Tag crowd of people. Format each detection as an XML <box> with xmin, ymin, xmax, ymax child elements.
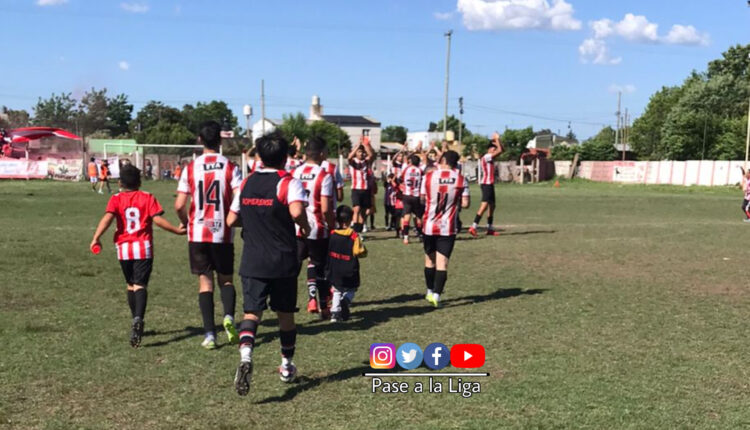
<box><xmin>90</xmin><ymin>120</ymin><xmax>503</xmax><ymax>396</ymax></box>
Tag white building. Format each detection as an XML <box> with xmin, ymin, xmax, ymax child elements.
<box><xmin>406</xmin><ymin>131</ymin><xmax>444</xmax><ymax>151</ymax></box>
<box><xmin>250</xmin><ymin>118</ymin><xmax>282</xmax><ymax>143</ymax></box>
<box><xmin>526</xmin><ymin>133</ymin><xmax>578</xmax><ymax>150</ymax></box>
<box><xmin>308</xmin><ymin>95</ymin><xmax>381</xmax><ymax>152</ymax></box>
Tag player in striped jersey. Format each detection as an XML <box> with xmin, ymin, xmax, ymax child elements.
<box><xmin>91</xmin><ymin>165</ymin><xmax>186</xmax><ymax>347</ymax></box>
<box><xmin>347</xmin><ymin>138</ymin><xmax>374</xmax><ymax>234</ymax></box>
<box><xmin>469</xmin><ymin>132</ymin><xmax>503</xmax><ymax>237</ymax></box>
<box><xmin>420</xmin><ymin>150</ymin><xmax>470</xmax><ymax>308</ymax></box>
<box><xmin>400</xmin><ymin>154</ymin><xmax>424</xmax><ymax>244</ymax></box>
<box><xmin>175</xmin><ymin>121</ymin><xmax>243</xmax><ymax>350</ymax></box>
<box><xmin>247</xmin><ymin>147</ymin><xmax>263</xmax><ymax>175</ymax></box>
<box><xmin>285</xmin><ymin>136</ymin><xmax>302</xmax><ymax>173</ymax></box>
<box><xmin>293</xmin><ymin>137</ymin><xmax>335</xmax><ymax>318</ymax></box>
<box><xmin>320</xmin><ymin>157</ymin><xmax>344</xmax><ymax>204</ymax></box>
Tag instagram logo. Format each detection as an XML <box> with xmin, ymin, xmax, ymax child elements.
<box><xmin>369</xmin><ymin>343</ymin><xmax>396</xmax><ymax>369</ymax></box>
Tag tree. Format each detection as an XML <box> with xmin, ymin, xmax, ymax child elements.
<box><xmin>278</xmin><ymin>112</ymin><xmax>310</xmax><ymax>143</ymax></box>
<box><xmin>1</xmin><ymin>107</ymin><xmax>31</xmax><ymax>128</ymax></box>
<box><xmin>77</xmin><ymin>88</ymin><xmax>109</xmax><ymax>137</ymax></box>
<box><xmin>630</xmin><ymin>86</ymin><xmax>683</xmax><ymax>160</ymax></box>
<box><xmin>139</xmin><ymin>121</ymin><xmax>195</xmax><ymax>148</ymax></box>
<box><xmin>182</xmin><ymin>100</ymin><xmax>237</xmax><ymax>134</ymax></box>
<box><xmin>382</xmin><ymin>125</ymin><xmax>408</xmax><ymax>143</ymax></box>
<box><xmin>107</xmin><ymin>94</ymin><xmax>133</xmax><ymax>138</ymax></box>
<box><xmin>309</xmin><ymin>120</ymin><xmax>351</xmax><ymax>156</ymax></box>
<box><xmin>461</xmin><ymin>134</ymin><xmax>489</xmax><ymax>158</ymax></box>
<box><xmin>32</xmin><ymin>93</ymin><xmax>77</xmax><ymax>131</ymax></box>
<box><xmin>550</xmin><ymin>145</ymin><xmax>577</xmax><ymax>161</ymax></box>
<box><xmin>131</xmin><ymin>101</ymin><xmax>185</xmax><ymax>137</ymax></box>
<box><xmin>428</xmin><ymin>115</ymin><xmax>471</xmax><ymax>140</ymax></box>
<box><xmin>500</xmin><ymin>126</ymin><xmax>535</xmax><ymax>161</ymax></box>
<box><xmin>578</xmin><ymin>126</ymin><xmax>617</xmax><ymax>161</ymax></box>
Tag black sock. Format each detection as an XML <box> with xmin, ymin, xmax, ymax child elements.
<box><xmin>488</xmin><ymin>216</ymin><xmax>494</xmax><ymax>228</ymax></box>
<box><xmin>127</xmin><ymin>290</ymin><xmax>136</xmax><ymax>318</ymax></box>
<box><xmin>238</xmin><ymin>319</ymin><xmax>258</xmax><ymax>348</ymax></box>
<box><xmin>403</xmin><ymin>225</ymin><xmax>410</xmax><ymax>237</ymax></box>
<box><xmin>198</xmin><ymin>292</ymin><xmax>215</xmax><ymax>334</ymax></box>
<box><xmin>280</xmin><ymin>328</ymin><xmax>297</xmax><ymax>360</ymax></box>
<box><xmin>317</xmin><ymin>278</ymin><xmax>329</xmax><ymax>308</ymax></box>
<box><xmin>369</xmin><ymin>213</ymin><xmax>375</xmax><ymax>228</ymax></box>
<box><xmin>353</xmin><ymin>223</ymin><xmax>362</xmax><ymax>233</ymax></box>
<box><xmin>134</xmin><ymin>289</ymin><xmax>148</xmax><ymax>320</ymax></box>
<box><xmin>424</xmin><ymin>267</ymin><xmax>436</xmax><ymax>291</ymax></box>
<box><xmin>384</xmin><ymin>212</ymin><xmax>389</xmax><ymax>226</ymax></box>
<box><xmin>473</xmin><ymin>214</ymin><xmax>482</xmax><ymax>224</ymax></box>
<box><xmin>220</xmin><ymin>284</ymin><xmax>236</xmax><ymax>318</ymax></box>
<box><xmin>415</xmin><ymin>225</ymin><xmax>422</xmax><ymax>236</ymax></box>
<box><xmin>434</xmin><ymin>270</ymin><xmax>448</xmax><ymax>294</ymax></box>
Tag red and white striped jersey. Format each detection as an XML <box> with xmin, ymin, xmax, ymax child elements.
<box><xmin>177</xmin><ymin>153</ymin><xmax>242</xmax><ymax>243</ymax></box>
<box><xmin>479</xmin><ymin>153</ymin><xmax>496</xmax><ymax>185</ymax></box>
<box><xmin>285</xmin><ymin>157</ymin><xmax>302</xmax><ymax>173</ymax></box>
<box><xmin>400</xmin><ymin>165</ymin><xmax>423</xmax><ymax>197</ymax></box>
<box><xmin>293</xmin><ymin>163</ymin><xmax>334</xmax><ymax>240</ymax></box>
<box><xmin>247</xmin><ymin>158</ymin><xmax>264</xmax><ymax>175</ymax></box>
<box><xmin>105</xmin><ymin>190</ymin><xmax>165</xmax><ymax>260</ymax></box>
<box><xmin>421</xmin><ymin>168</ymin><xmax>469</xmax><ymax>236</ymax></box>
<box><xmin>392</xmin><ymin>160</ymin><xmax>403</xmax><ymax>178</ymax></box>
<box><xmin>321</xmin><ymin>160</ymin><xmax>344</xmax><ymax>191</ymax></box>
<box><xmin>349</xmin><ymin>159</ymin><xmax>370</xmax><ymax>190</ymax></box>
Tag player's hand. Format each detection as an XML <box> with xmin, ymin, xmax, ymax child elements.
<box><xmin>298</xmin><ymin>224</ymin><xmax>310</xmax><ymax>239</ymax></box>
<box><xmin>176</xmin><ymin>223</ymin><xmax>187</xmax><ymax>235</ymax></box>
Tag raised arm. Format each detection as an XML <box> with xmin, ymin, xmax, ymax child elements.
<box><xmin>348</xmin><ymin>142</ymin><xmax>361</xmax><ymax>161</ymax></box>
<box><xmin>363</xmin><ymin>140</ymin><xmax>374</xmax><ymax>162</ymax></box>
<box><xmin>489</xmin><ymin>132</ymin><xmax>504</xmax><ymax>159</ymax></box>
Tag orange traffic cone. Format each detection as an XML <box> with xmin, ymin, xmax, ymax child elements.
<box><xmin>554</xmin><ymin>180</ymin><xmax>560</xmax><ymax>188</ymax></box>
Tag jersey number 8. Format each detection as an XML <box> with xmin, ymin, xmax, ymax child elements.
<box><xmin>125</xmin><ymin>207</ymin><xmax>141</xmax><ymax>234</ymax></box>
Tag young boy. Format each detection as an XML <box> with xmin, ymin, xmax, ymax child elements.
<box><xmin>327</xmin><ymin>205</ymin><xmax>367</xmax><ymax>322</ymax></box>
<box><xmin>90</xmin><ymin>164</ymin><xmax>186</xmax><ymax>347</ymax></box>
<box><xmin>98</xmin><ymin>160</ymin><xmax>111</xmax><ymax>194</ymax></box>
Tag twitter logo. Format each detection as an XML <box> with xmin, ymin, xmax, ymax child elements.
<box><xmin>396</xmin><ymin>343</ymin><xmax>423</xmax><ymax>370</ymax></box>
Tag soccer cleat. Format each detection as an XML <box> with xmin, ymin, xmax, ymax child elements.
<box><xmin>234</xmin><ymin>361</ymin><xmax>253</xmax><ymax>396</ymax></box>
<box><xmin>403</xmin><ymin>235</ymin><xmax>409</xmax><ymax>245</ymax></box>
<box><xmin>223</xmin><ymin>316</ymin><xmax>239</xmax><ymax>345</ymax></box>
<box><xmin>130</xmin><ymin>317</ymin><xmax>144</xmax><ymax>348</ymax></box>
<box><xmin>427</xmin><ymin>294</ymin><xmax>440</xmax><ymax>308</ymax></box>
<box><xmin>201</xmin><ymin>336</ymin><xmax>217</xmax><ymax>350</ymax></box>
<box><xmin>330</xmin><ymin>312</ymin><xmax>342</xmax><ymax>322</ymax></box>
<box><xmin>744</xmin><ymin>219</ymin><xmax>750</xmax><ymax>223</ymax></box>
<box><xmin>425</xmin><ymin>292</ymin><xmax>432</xmax><ymax>302</ymax></box>
<box><xmin>362</xmin><ymin>224</ymin><xmax>369</xmax><ymax>233</ymax></box>
<box><xmin>320</xmin><ymin>308</ymin><xmax>331</xmax><ymax>321</ymax></box>
<box><xmin>486</xmin><ymin>230</ymin><xmax>500</xmax><ymax>236</ymax></box>
<box><xmin>468</xmin><ymin>227</ymin><xmax>478</xmax><ymax>237</ymax></box>
<box><xmin>307</xmin><ymin>298</ymin><xmax>319</xmax><ymax>313</ymax></box>
<box><xmin>279</xmin><ymin>362</ymin><xmax>297</xmax><ymax>383</ymax></box>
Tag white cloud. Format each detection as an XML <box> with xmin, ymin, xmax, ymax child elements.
<box><xmin>118</xmin><ymin>61</ymin><xmax>130</xmax><ymax>71</ymax></box>
<box><xmin>121</xmin><ymin>2</ymin><xmax>149</xmax><ymax>13</ymax></box>
<box><xmin>434</xmin><ymin>11</ymin><xmax>453</xmax><ymax>21</ymax></box>
<box><xmin>579</xmin><ymin>38</ymin><xmax>621</xmax><ymax>65</ymax></box>
<box><xmin>664</xmin><ymin>24</ymin><xmax>709</xmax><ymax>46</ymax></box>
<box><xmin>36</xmin><ymin>0</ymin><xmax>68</xmax><ymax>6</ymax></box>
<box><xmin>456</xmin><ymin>0</ymin><xmax>581</xmax><ymax>31</ymax></box>
<box><xmin>608</xmin><ymin>84</ymin><xmax>636</xmax><ymax>94</ymax></box>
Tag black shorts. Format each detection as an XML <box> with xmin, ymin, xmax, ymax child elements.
<box><xmin>188</xmin><ymin>242</ymin><xmax>234</xmax><ymax>276</ymax></box>
<box><xmin>297</xmin><ymin>237</ymin><xmax>329</xmax><ymax>267</ymax></box>
<box><xmin>351</xmin><ymin>189</ymin><xmax>372</xmax><ymax>209</ymax></box>
<box><xmin>241</xmin><ymin>276</ymin><xmax>298</xmax><ymax>313</ymax></box>
<box><xmin>402</xmin><ymin>196</ymin><xmax>424</xmax><ymax>217</ymax></box>
<box><xmin>480</xmin><ymin>184</ymin><xmax>496</xmax><ymax>204</ymax></box>
<box><xmin>120</xmin><ymin>259</ymin><xmax>153</xmax><ymax>287</ymax></box>
<box><xmin>423</xmin><ymin>235</ymin><xmax>456</xmax><ymax>258</ymax></box>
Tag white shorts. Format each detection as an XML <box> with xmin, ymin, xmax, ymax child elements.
<box><xmin>90</xmin><ymin>177</ymin><xmax>98</xmax><ymax>184</ymax></box>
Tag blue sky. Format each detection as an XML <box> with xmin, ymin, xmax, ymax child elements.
<box><xmin>1</xmin><ymin>0</ymin><xmax>748</xmax><ymax>138</ymax></box>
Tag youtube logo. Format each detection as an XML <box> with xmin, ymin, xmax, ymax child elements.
<box><xmin>450</xmin><ymin>344</ymin><xmax>485</xmax><ymax>368</ymax></box>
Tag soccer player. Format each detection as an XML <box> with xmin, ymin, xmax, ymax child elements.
<box><xmin>285</xmin><ymin>136</ymin><xmax>302</xmax><ymax>173</ymax></box>
<box><xmin>366</xmin><ymin>167</ymin><xmax>378</xmax><ymax>231</ymax></box>
<box><xmin>292</xmin><ymin>137</ymin><xmax>335</xmax><ymax>317</ymax></box>
<box><xmin>400</xmin><ymin>154</ymin><xmax>424</xmax><ymax>244</ymax></box>
<box><xmin>174</xmin><ymin>121</ymin><xmax>242</xmax><ymax>350</ymax></box>
<box><xmin>227</xmin><ymin>130</ymin><xmax>310</xmax><ymax>395</ymax></box>
<box><xmin>742</xmin><ymin>168</ymin><xmax>750</xmax><ymax>222</ymax></box>
<box><xmin>391</xmin><ymin>151</ymin><xmax>405</xmax><ymax>178</ymax></box>
<box><xmin>88</xmin><ymin>157</ymin><xmax>99</xmax><ymax>192</ymax></box>
<box><xmin>469</xmin><ymin>133</ymin><xmax>503</xmax><ymax>237</ymax></box>
<box><xmin>90</xmin><ymin>164</ymin><xmax>186</xmax><ymax>347</ymax></box>
<box><xmin>321</xmin><ymin>154</ymin><xmax>344</xmax><ymax>204</ymax></box>
<box><xmin>421</xmin><ymin>150</ymin><xmax>470</xmax><ymax>308</ymax></box>
<box><xmin>97</xmin><ymin>160</ymin><xmax>112</xmax><ymax>194</ymax></box>
<box><xmin>347</xmin><ymin>138</ymin><xmax>374</xmax><ymax>234</ymax></box>
<box><xmin>247</xmin><ymin>147</ymin><xmax>263</xmax><ymax>175</ymax></box>
<box><xmin>327</xmin><ymin>205</ymin><xmax>367</xmax><ymax>322</ymax></box>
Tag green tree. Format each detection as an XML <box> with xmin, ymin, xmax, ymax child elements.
<box><xmin>32</xmin><ymin>93</ymin><xmax>77</xmax><ymax>130</ymax></box>
<box><xmin>309</xmin><ymin>120</ymin><xmax>351</xmax><ymax>156</ymax></box>
<box><xmin>579</xmin><ymin>126</ymin><xmax>617</xmax><ymax>161</ymax></box>
<box><xmin>107</xmin><ymin>94</ymin><xmax>133</xmax><ymax>137</ymax></box>
<box><xmin>461</xmin><ymin>134</ymin><xmax>489</xmax><ymax>158</ymax></box>
<box><xmin>382</xmin><ymin>125</ymin><xmax>408</xmax><ymax>143</ymax></box>
<box><xmin>139</xmin><ymin>121</ymin><xmax>195</xmax><ymax>147</ymax></box>
<box><xmin>132</xmin><ymin>101</ymin><xmax>185</xmax><ymax>135</ymax></box>
<box><xmin>182</xmin><ymin>101</ymin><xmax>237</xmax><ymax>134</ymax></box>
<box><xmin>278</xmin><ymin>112</ymin><xmax>311</xmax><ymax>143</ymax></box>
<box><xmin>77</xmin><ymin>88</ymin><xmax>109</xmax><ymax>137</ymax></box>
<box><xmin>428</xmin><ymin>115</ymin><xmax>471</xmax><ymax>140</ymax></box>
<box><xmin>500</xmin><ymin>126</ymin><xmax>535</xmax><ymax>161</ymax></box>
<box><xmin>550</xmin><ymin>144</ymin><xmax>577</xmax><ymax>161</ymax></box>
<box><xmin>1</xmin><ymin>107</ymin><xmax>31</xmax><ymax>128</ymax></box>
<box><xmin>630</xmin><ymin>86</ymin><xmax>683</xmax><ymax>160</ymax></box>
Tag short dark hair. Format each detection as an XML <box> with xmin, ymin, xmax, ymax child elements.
<box><xmin>199</xmin><ymin>120</ymin><xmax>222</xmax><ymax>150</ymax></box>
<box><xmin>336</xmin><ymin>205</ymin><xmax>354</xmax><ymax>226</ymax></box>
<box><xmin>488</xmin><ymin>142</ymin><xmax>498</xmax><ymax>150</ymax></box>
<box><xmin>119</xmin><ymin>164</ymin><xmax>141</xmax><ymax>190</ymax></box>
<box><xmin>409</xmin><ymin>154</ymin><xmax>420</xmax><ymax>166</ymax></box>
<box><xmin>90</xmin><ymin>157</ymin><xmax>95</xmax><ymax>162</ymax></box>
<box><xmin>248</xmin><ymin>147</ymin><xmax>257</xmax><ymax>157</ymax></box>
<box><xmin>306</xmin><ymin>136</ymin><xmax>327</xmax><ymax>158</ymax></box>
<box><xmin>256</xmin><ymin>130</ymin><xmax>289</xmax><ymax>169</ymax></box>
<box><xmin>288</xmin><ymin>145</ymin><xmax>297</xmax><ymax>157</ymax></box>
<box><xmin>442</xmin><ymin>150</ymin><xmax>460</xmax><ymax>168</ymax></box>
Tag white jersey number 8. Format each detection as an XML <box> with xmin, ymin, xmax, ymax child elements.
<box><xmin>125</xmin><ymin>207</ymin><xmax>141</xmax><ymax>234</ymax></box>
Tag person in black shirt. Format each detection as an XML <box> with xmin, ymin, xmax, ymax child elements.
<box><xmin>227</xmin><ymin>130</ymin><xmax>310</xmax><ymax>396</ymax></box>
<box><xmin>327</xmin><ymin>205</ymin><xmax>367</xmax><ymax>322</ymax></box>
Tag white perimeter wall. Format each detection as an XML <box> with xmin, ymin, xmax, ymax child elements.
<box><xmin>576</xmin><ymin>160</ymin><xmax>746</xmax><ymax>186</ymax></box>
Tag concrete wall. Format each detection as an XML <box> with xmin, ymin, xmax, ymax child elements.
<box><xmin>577</xmin><ymin>160</ymin><xmax>746</xmax><ymax>186</ymax></box>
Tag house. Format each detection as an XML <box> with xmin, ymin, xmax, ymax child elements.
<box><xmin>405</xmin><ymin>131</ymin><xmax>444</xmax><ymax>151</ymax></box>
<box><xmin>251</xmin><ymin>118</ymin><xmax>282</xmax><ymax>143</ymax></box>
<box><xmin>308</xmin><ymin>96</ymin><xmax>381</xmax><ymax>152</ymax></box>
<box><xmin>526</xmin><ymin>133</ymin><xmax>578</xmax><ymax>150</ymax></box>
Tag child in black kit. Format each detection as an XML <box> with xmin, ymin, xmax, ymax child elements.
<box><xmin>327</xmin><ymin>205</ymin><xmax>367</xmax><ymax>322</ymax></box>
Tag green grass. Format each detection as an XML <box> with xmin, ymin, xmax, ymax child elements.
<box><xmin>2</xmin><ymin>179</ymin><xmax>750</xmax><ymax>429</ymax></box>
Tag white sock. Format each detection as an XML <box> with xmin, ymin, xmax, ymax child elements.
<box><xmin>427</xmin><ymin>289</ymin><xmax>434</xmax><ymax>296</ymax></box>
<box><xmin>433</xmin><ymin>293</ymin><xmax>440</xmax><ymax>302</ymax></box>
<box><xmin>224</xmin><ymin>314</ymin><xmax>233</xmax><ymax>322</ymax></box>
<box><xmin>331</xmin><ymin>290</ymin><xmax>343</xmax><ymax>312</ymax></box>
<box><xmin>240</xmin><ymin>345</ymin><xmax>252</xmax><ymax>363</ymax></box>
<box><xmin>281</xmin><ymin>356</ymin><xmax>291</xmax><ymax>366</ymax></box>
<box><xmin>471</xmin><ymin>222</ymin><xmax>478</xmax><ymax>229</ymax></box>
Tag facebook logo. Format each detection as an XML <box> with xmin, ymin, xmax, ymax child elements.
<box><xmin>423</xmin><ymin>342</ymin><xmax>450</xmax><ymax>370</ymax></box>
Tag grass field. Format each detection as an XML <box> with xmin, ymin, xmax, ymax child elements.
<box><xmin>2</xmin><ymin>179</ymin><xmax>750</xmax><ymax>429</ymax></box>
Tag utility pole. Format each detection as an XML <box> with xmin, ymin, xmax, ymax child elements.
<box><xmin>622</xmin><ymin>108</ymin><xmax>628</xmax><ymax>161</ymax></box>
<box><xmin>261</xmin><ymin>79</ymin><xmax>266</xmax><ymax>136</ymax></box>
<box><xmin>458</xmin><ymin>96</ymin><xmax>464</xmax><ymax>145</ymax></box>
<box><xmin>745</xmin><ymin>52</ymin><xmax>750</xmax><ymax>169</ymax></box>
<box><xmin>443</xmin><ymin>30</ymin><xmax>453</xmax><ymax>141</ymax></box>
<box><xmin>615</xmin><ymin>91</ymin><xmax>621</xmax><ymax>153</ymax></box>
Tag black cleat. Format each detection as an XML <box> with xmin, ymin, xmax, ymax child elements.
<box><xmin>234</xmin><ymin>361</ymin><xmax>253</xmax><ymax>396</ymax></box>
<box><xmin>130</xmin><ymin>317</ymin><xmax>143</xmax><ymax>348</ymax></box>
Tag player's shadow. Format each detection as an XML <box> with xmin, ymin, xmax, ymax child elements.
<box><xmin>500</xmin><ymin>230</ymin><xmax>556</xmax><ymax>236</ymax></box>
<box><xmin>255</xmin><ymin>363</ymin><xmax>371</xmax><ymax>404</ymax></box>
<box><xmin>143</xmin><ymin>325</ymin><xmax>227</xmax><ymax>348</ymax></box>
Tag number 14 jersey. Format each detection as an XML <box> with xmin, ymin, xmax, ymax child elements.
<box><xmin>420</xmin><ymin>168</ymin><xmax>469</xmax><ymax>236</ymax></box>
<box><xmin>178</xmin><ymin>153</ymin><xmax>242</xmax><ymax>243</ymax></box>
<box><xmin>105</xmin><ymin>190</ymin><xmax>165</xmax><ymax>260</ymax></box>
